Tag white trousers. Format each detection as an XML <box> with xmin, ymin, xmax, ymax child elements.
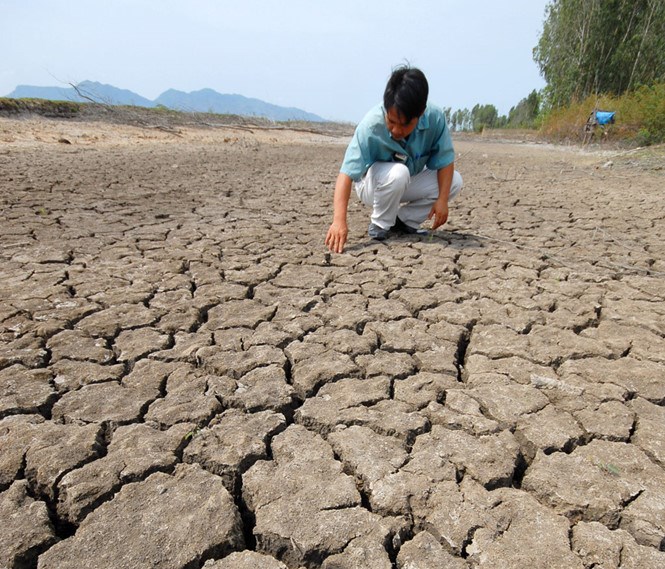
<box><xmin>354</xmin><ymin>163</ymin><xmax>463</xmax><ymax>230</ymax></box>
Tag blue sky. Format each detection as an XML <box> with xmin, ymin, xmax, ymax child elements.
<box><xmin>1</xmin><ymin>0</ymin><xmax>550</xmax><ymax>122</ymax></box>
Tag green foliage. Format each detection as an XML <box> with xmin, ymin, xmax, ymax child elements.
<box><xmin>448</xmin><ymin>98</ymin><xmax>536</xmax><ymax>133</ymax></box>
<box><xmin>449</xmin><ymin>106</ymin><xmax>503</xmax><ymax>132</ymax></box>
<box><xmin>184</xmin><ymin>427</ymin><xmax>201</xmax><ymax>441</ymax></box>
<box><xmin>507</xmin><ymin>90</ymin><xmax>541</xmax><ymax>129</ymax></box>
<box><xmin>631</xmin><ymin>83</ymin><xmax>665</xmax><ymax>143</ymax></box>
<box><xmin>597</xmin><ymin>462</ymin><xmax>621</xmax><ymax>476</ymax></box>
<box><xmin>534</xmin><ymin>0</ymin><xmax>665</xmax><ymax>108</ymax></box>
<box><xmin>540</xmin><ymin>82</ymin><xmax>665</xmax><ymax>144</ymax></box>
<box><xmin>471</xmin><ymin>104</ymin><xmax>500</xmax><ymax>132</ymax></box>
<box><xmin>450</xmin><ymin>108</ymin><xmax>472</xmax><ymax>131</ymax></box>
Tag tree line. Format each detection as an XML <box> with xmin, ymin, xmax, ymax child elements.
<box><xmin>534</xmin><ymin>0</ymin><xmax>664</xmax><ymax>109</ymax></box>
<box><xmin>446</xmin><ymin>0</ymin><xmax>664</xmax><ymax>137</ymax></box>
<box><xmin>444</xmin><ymin>89</ymin><xmax>541</xmax><ymax>132</ymax></box>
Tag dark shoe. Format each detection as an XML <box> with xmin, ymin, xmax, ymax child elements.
<box><xmin>368</xmin><ymin>222</ymin><xmax>390</xmax><ymax>240</ymax></box>
<box><xmin>393</xmin><ymin>217</ymin><xmax>429</xmax><ymax>236</ymax></box>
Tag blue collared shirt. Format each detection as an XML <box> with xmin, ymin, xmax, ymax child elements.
<box><xmin>340</xmin><ymin>103</ymin><xmax>455</xmax><ymax>181</ymax></box>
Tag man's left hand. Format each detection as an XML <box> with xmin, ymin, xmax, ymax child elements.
<box><xmin>428</xmin><ymin>199</ymin><xmax>449</xmax><ymax>230</ymax></box>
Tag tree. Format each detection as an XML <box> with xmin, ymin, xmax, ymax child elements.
<box><xmin>443</xmin><ymin>106</ymin><xmax>452</xmax><ymax>125</ymax></box>
<box><xmin>507</xmin><ymin>90</ymin><xmax>541</xmax><ymax>128</ymax></box>
<box><xmin>471</xmin><ymin>104</ymin><xmax>499</xmax><ymax>132</ymax></box>
<box><xmin>449</xmin><ymin>109</ymin><xmax>459</xmax><ymax>131</ymax></box>
<box><xmin>534</xmin><ymin>0</ymin><xmax>665</xmax><ymax>108</ymax></box>
<box><xmin>459</xmin><ymin>108</ymin><xmax>472</xmax><ymax>131</ymax></box>
<box><xmin>450</xmin><ymin>108</ymin><xmax>471</xmax><ymax>132</ymax></box>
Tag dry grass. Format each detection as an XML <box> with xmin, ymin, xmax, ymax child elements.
<box><xmin>540</xmin><ymin>84</ymin><xmax>665</xmax><ymax>146</ymax></box>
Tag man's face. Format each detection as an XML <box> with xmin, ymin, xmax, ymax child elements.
<box><xmin>384</xmin><ymin>107</ymin><xmax>419</xmax><ymax>140</ymax></box>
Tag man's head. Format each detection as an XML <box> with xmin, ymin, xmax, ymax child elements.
<box><xmin>383</xmin><ymin>65</ymin><xmax>428</xmax><ymax>140</ymax></box>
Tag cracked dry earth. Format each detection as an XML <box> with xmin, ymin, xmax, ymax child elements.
<box><xmin>1</xmin><ymin>117</ymin><xmax>664</xmax><ymax>569</ymax></box>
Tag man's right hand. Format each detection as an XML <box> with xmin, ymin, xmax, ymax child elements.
<box><xmin>325</xmin><ymin>221</ymin><xmax>348</xmax><ymax>253</ymax></box>
<box><xmin>325</xmin><ymin>173</ymin><xmax>353</xmax><ymax>253</ymax></box>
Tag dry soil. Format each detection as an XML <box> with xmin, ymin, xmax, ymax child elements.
<box><xmin>1</xmin><ymin>115</ymin><xmax>664</xmax><ymax>569</ymax></box>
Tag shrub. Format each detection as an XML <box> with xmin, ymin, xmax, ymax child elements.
<box><xmin>540</xmin><ymin>82</ymin><xmax>665</xmax><ymax>145</ymax></box>
<box><xmin>0</xmin><ymin>98</ymin><xmax>81</xmax><ymax>117</ymax></box>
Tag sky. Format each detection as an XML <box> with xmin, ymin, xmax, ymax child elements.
<box><xmin>1</xmin><ymin>0</ymin><xmax>550</xmax><ymax>123</ymax></box>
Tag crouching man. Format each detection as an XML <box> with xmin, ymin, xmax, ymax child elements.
<box><xmin>325</xmin><ymin>65</ymin><xmax>463</xmax><ymax>253</ymax></box>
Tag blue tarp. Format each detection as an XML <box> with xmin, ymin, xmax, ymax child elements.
<box><xmin>595</xmin><ymin>111</ymin><xmax>616</xmax><ymax>125</ymax></box>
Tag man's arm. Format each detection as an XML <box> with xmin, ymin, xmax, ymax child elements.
<box><xmin>325</xmin><ymin>172</ymin><xmax>353</xmax><ymax>253</ymax></box>
<box><xmin>427</xmin><ymin>162</ymin><xmax>454</xmax><ymax>230</ymax></box>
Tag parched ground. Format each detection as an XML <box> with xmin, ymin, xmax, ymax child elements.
<box><xmin>1</xmin><ymin>115</ymin><xmax>664</xmax><ymax>569</ymax></box>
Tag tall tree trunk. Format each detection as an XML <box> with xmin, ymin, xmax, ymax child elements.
<box><xmin>628</xmin><ymin>0</ymin><xmax>657</xmax><ymax>90</ymax></box>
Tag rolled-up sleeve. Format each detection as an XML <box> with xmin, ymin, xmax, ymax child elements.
<box><xmin>425</xmin><ymin>116</ymin><xmax>455</xmax><ymax>171</ymax></box>
<box><xmin>340</xmin><ymin>131</ymin><xmax>367</xmax><ymax>181</ymax></box>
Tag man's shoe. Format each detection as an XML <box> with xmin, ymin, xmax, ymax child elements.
<box><xmin>393</xmin><ymin>217</ymin><xmax>429</xmax><ymax>236</ymax></box>
<box><xmin>368</xmin><ymin>222</ymin><xmax>390</xmax><ymax>240</ymax></box>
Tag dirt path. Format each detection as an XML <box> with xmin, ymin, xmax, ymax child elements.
<box><xmin>1</xmin><ymin>117</ymin><xmax>664</xmax><ymax>569</ymax></box>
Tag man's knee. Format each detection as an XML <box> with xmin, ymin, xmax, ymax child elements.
<box><xmin>369</xmin><ymin>162</ymin><xmax>411</xmax><ymax>192</ymax></box>
<box><xmin>386</xmin><ymin>163</ymin><xmax>410</xmax><ymax>186</ymax></box>
<box><xmin>449</xmin><ymin>170</ymin><xmax>463</xmax><ymax>201</ymax></box>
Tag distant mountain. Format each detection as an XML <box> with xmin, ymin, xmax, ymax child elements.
<box><xmin>155</xmin><ymin>88</ymin><xmax>324</xmax><ymax>122</ymax></box>
<box><xmin>8</xmin><ymin>85</ymin><xmax>76</xmax><ymax>102</ymax></box>
<box><xmin>8</xmin><ymin>81</ymin><xmax>155</xmax><ymax>108</ymax></box>
<box><xmin>6</xmin><ymin>81</ymin><xmax>326</xmax><ymax>122</ymax></box>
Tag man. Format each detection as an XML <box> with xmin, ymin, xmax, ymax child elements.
<box><xmin>325</xmin><ymin>65</ymin><xmax>463</xmax><ymax>253</ymax></box>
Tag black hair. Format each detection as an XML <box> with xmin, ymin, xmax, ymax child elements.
<box><xmin>383</xmin><ymin>65</ymin><xmax>429</xmax><ymax>122</ymax></box>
